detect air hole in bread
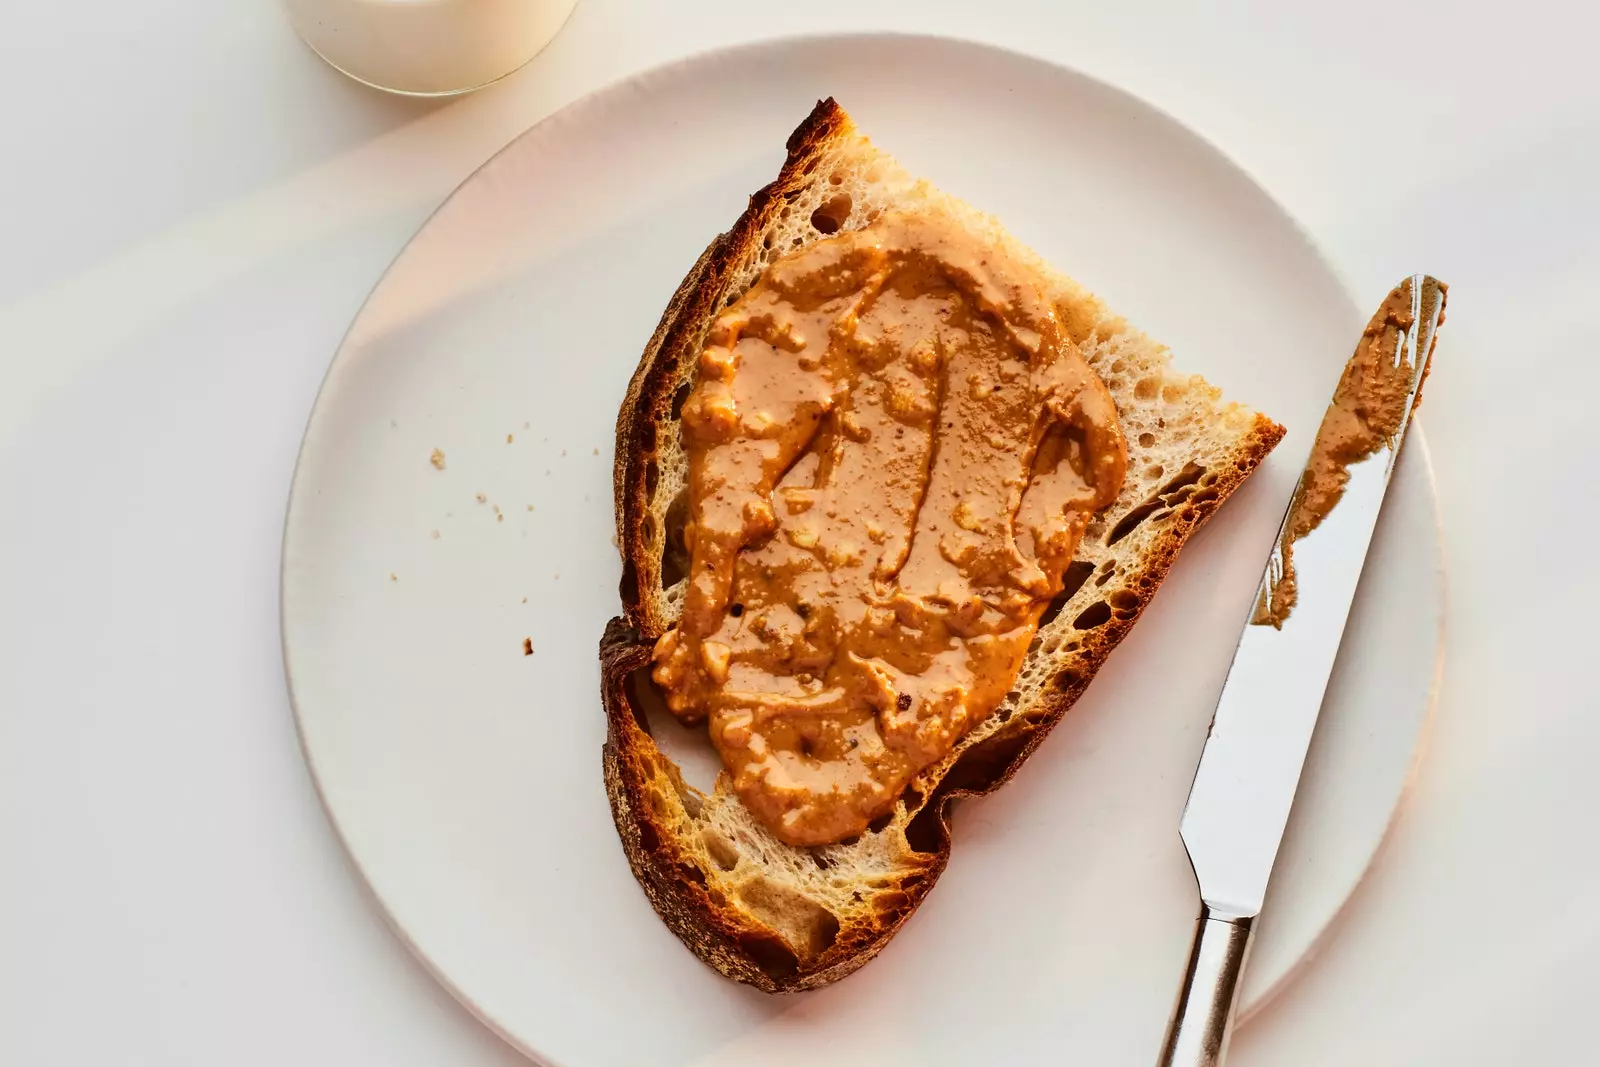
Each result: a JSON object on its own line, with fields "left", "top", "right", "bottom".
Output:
{"left": 1135, "top": 377, "right": 1161, "bottom": 400}
{"left": 939, "top": 721, "right": 1038, "bottom": 801}
{"left": 703, "top": 832, "right": 741, "bottom": 871}
{"left": 1160, "top": 463, "right": 1205, "bottom": 496}
{"left": 1109, "top": 588, "right": 1141, "bottom": 616}
{"left": 670, "top": 381, "right": 692, "bottom": 420}
{"left": 641, "top": 514, "right": 656, "bottom": 547}
{"left": 624, "top": 663, "right": 661, "bottom": 736}
{"left": 660, "top": 488, "right": 692, "bottom": 589}
{"left": 866, "top": 811, "right": 893, "bottom": 835}
{"left": 735, "top": 881, "right": 841, "bottom": 960}
{"left": 1074, "top": 601, "right": 1112, "bottom": 629}
{"left": 1038, "top": 560, "right": 1095, "bottom": 628}
{"left": 1139, "top": 432, "right": 1157, "bottom": 448}
{"left": 676, "top": 781, "right": 703, "bottom": 819}
{"left": 737, "top": 929, "right": 801, "bottom": 979}
{"left": 810, "top": 850, "right": 832, "bottom": 870}
{"left": 872, "top": 891, "right": 909, "bottom": 915}
{"left": 1107, "top": 499, "right": 1162, "bottom": 546}
{"left": 1106, "top": 462, "right": 1206, "bottom": 545}
{"left": 677, "top": 861, "right": 707, "bottom": 888}
{"left": 904, "top": 802, "right": 943, "bottom": 855}
{"left": 810, "top": 193, "right": 853, "bottom": 235}
{"left": 618, "top": 557, "right": 638, "bottom": 607}
{"left": 828, "top": 170, "right": 844, "bottom": 186}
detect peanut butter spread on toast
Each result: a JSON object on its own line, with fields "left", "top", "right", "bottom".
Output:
{"left": 652, "top": 210, "right": 1127, "bottom": 845}
{"left": 1253, "top": 278, "right": 1445, "bottom": 628}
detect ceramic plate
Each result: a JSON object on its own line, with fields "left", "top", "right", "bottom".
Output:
{"left": 282, "top": 34, "right": 1442, "bottom": 1067}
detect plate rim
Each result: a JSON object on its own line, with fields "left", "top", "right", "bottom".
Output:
{"left": 279, "top": 29, "right": 1444, "bottom": 1062}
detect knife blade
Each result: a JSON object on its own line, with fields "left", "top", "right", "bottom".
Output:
{"left": 1156, "top": 275, "right": 1447, "bottom": 1067}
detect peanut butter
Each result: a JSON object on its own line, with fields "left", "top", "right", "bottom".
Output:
{"left": 652, "top": 211, "right": 1127, "bottom": 846}
{"left": 1253, "top": 278, "right": 1445, "bottom": 628}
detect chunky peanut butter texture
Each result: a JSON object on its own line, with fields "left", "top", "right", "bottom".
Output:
{"left": 651, "top": 210, "right": 1128, "bottom": 846}
{"left": 1253, "top": 278, "right": 1444, "bottom": 628}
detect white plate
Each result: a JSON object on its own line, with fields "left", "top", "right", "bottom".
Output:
{"left": 282, "top": 34, "right": 1442, "bottom": 1067}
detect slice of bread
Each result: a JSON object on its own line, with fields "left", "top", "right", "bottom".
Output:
{"left": 601, "top": 99, "right": 1285, "bottom": 992}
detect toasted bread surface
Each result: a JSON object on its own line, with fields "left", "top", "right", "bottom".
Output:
{"left": 602, "top": 99, "right": 1285, "bottom": 992}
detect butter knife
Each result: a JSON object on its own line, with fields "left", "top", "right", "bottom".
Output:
{"left": 1156, "top": 275, "right": 1447, "bottom": 1067}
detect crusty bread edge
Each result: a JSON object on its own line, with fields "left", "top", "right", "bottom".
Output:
{"left": 612, "top": 100, "right": 855, "bottom": 635}
{"left": 601, "top": 99, "right": 1286, "bottom": 993}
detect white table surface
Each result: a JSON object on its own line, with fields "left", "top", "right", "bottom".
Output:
{"left": 2, "top": 2, "right": 1596, "bottom": 1064}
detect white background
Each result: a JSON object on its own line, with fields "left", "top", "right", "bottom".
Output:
{"left": 1, "top": 2, "right": 1596, "bottom": 1065}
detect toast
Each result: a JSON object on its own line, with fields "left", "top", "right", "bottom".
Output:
{"left": 601, "top": 99, "right": 1285, "bottom": 992}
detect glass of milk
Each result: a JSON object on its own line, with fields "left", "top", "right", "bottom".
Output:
{"left": 285, "top": 0, "right": 579, "bottom": 96}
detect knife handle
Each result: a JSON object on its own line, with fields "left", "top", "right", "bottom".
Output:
{"left": 1156, "top": 906, "right": 1257, "bottom": 1067}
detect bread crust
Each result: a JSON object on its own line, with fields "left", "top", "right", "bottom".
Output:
{"left": 600, "top": 98, "right": 1285, "bottom": 992}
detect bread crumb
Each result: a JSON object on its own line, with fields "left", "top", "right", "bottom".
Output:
{"left": 523, "top": 421, "right": 530, "bottom": 430}
{"left": 526, "top": 504, "right": 534, "bottom": 512}
{"left": 592, "top": 447, "right": 599, "bottom": 456}
{"left": 389, "top": 573, "right": 398, "bottom": 581}
{"left": 521, "top": 596, "right": 528, "bottom": 604}
{"left": 560, "top": 448, "right": 567, "bottom": 457}
{"left": 429, "top": 530, "right": 440, "bottom": 540}
{"left": 506, "top": 433, "right": 514, "bottom": 443}
{"left": 475, "top": 492, "right": 487, "bottom": 504}
{"left": 429, "top": 448, "right": 447, "bottom": 471}
{"left": 522, "top": 637, "right": 533, "bottom": 656}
